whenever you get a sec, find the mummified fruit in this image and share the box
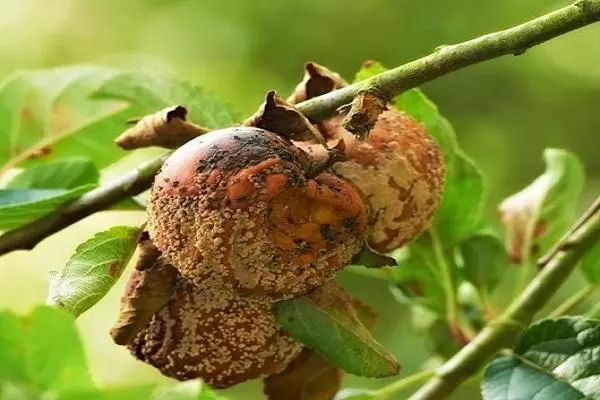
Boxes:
[127,276,302,388]
[289,63,444,253]
[147,126,367,298]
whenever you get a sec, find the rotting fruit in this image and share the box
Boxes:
[288,63,445,253]
[147,126,367,298]
[126,273,303,388]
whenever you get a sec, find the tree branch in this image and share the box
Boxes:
[0,0,599,255]
[409,196,600,400]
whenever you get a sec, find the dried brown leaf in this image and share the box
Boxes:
[244,91,325,144]
[288,62,348,104]
[109,257,178,345]
[264,348,342,400]
[115,105,209,150]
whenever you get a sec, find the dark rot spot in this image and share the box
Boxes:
[320,224,338,244]
[109,262,122,278]
[343,218,356,232]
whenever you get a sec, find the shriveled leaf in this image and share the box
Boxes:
[460,233,509,293]
[152,380,224,400]
[499,148,584,264]
[274,282,399,378]
[94,69,239,130]
[0,306,93,393]
[482,317,600,400]
[47,226,141,317]
[115,105,209,150]
[6,157,99,189]
[351,244,396,269]
[264,348,341,400]
[110,258,178,345]
[0,185,94,230]
[581,242,600,283]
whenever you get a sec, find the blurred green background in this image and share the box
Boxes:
[0,0,598,399]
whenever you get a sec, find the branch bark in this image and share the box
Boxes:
[409,197,600,399]
[0,0,599,255]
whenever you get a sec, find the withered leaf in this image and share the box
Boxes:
[264,348,342,400]
[287,62,348,104]
[498,149,584,264]
[115,105,210,150]
[351,241,397,269]
[110,257,178,345]
[244,91,325,144]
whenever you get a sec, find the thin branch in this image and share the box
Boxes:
[0,0,599,255]
[0,155,168,253]
[409,195,600,400]
[547,283,595,318]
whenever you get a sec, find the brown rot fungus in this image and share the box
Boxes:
[147,126,367,298]
[288,63,445,253]
[126,278,303,388]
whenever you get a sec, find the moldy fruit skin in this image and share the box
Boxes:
[289,64,444,253]
[147,126,367,298]
[127,277,302,388]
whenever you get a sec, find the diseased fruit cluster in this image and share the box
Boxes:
[111,63,444,390]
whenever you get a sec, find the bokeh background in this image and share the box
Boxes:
[0,0,598,399]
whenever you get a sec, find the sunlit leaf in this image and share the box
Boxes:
[274,283,399,378]
[6,157,99,189]
[0,307,94,394]
[0,66,239,172]
[0,185,94,230]
[94,69,239,130]
[482,317,600,400]
[0,66,122,170]
[47,226,141,317]
[498,148,584,263]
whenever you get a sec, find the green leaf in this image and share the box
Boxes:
[6,157,99,189]
[94,69,240,130]
[389,233,449,315]
[152,381,225,400]
[460,233,509,293]
[0,306,94,393]
[0,185,94,230]
[581,243,600,283]
[434,150,485,245]
[482,317,600,400]
[0,66,239,172]
[273,284,399,378]
[0,66,123,170]
[499,148,584,264]
[47,226,141,317]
